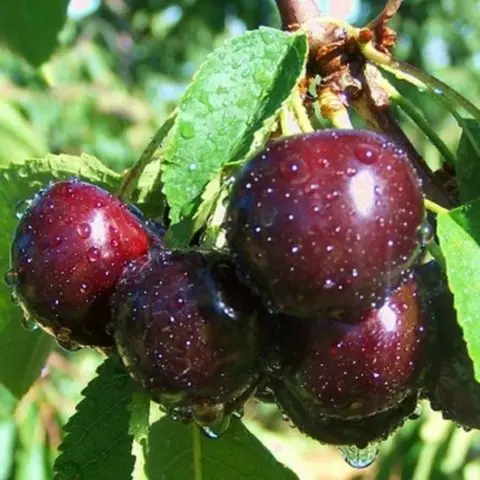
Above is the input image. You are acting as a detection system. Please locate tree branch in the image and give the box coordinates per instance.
[275,0,321,29]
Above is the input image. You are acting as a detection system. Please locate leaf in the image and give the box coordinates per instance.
[16,402,50,480]
[161,27,308,225]
[0,154,120,397]
[129,392,151,480]
[437,199,480,382]
[455,119,480,204]
[147,418,297,480]
[0,0,69,66]
[0,420,16,480]
[0,101,48,163]
[54,358,137,480]
[0,320,54,399]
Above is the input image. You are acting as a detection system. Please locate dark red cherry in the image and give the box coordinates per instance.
[10,179,153,348]
[271,377,417,447]
[226,129,425,317]
[111,248,263,425]
[419,261,480,430]
[272,276,428,420]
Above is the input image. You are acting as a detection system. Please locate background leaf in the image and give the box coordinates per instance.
[0,0,69,66]
[437,199,480,382]
[54,358,137,480]
[161,27,308,226]
[455,119,480,204]
[0,154,120,397]
[147,417,297,480]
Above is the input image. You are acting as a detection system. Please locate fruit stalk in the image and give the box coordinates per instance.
[275,0,456,209]
[275,0,321,29]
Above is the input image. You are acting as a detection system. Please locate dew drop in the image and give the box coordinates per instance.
[354,144,380,165]
[417,221,433,247]
[20,314,39,332]
[76,223,91,239]
[4,269,18,288]
[232,408,244,419]
[199,415,231,439]
[10,292,20,305]
[87,247,100,263]
[192,403,225,427]
[338,442,379,469]
[188,163,197,172]
[180,121,195,139]
[15,200,31,219]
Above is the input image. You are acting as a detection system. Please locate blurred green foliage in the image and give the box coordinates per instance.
[1,0,480,478]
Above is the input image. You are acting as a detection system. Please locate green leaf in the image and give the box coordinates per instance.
[129,392,151,480]
[16,402,49,480]
[0,101,48,163]
[162,27,308,225]
[147,418,297,480]
[0,420,16,480]
[0,0,69,66]
[0,320,54,399]
[54,358,137,480]
[437,199,480,382]
[0,154,120,397]
[456,119,480,204]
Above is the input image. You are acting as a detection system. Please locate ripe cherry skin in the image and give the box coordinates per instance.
[271,275,428,420]
[226,129,425,317]
[419,261,480,430]
[10,179,152,348]
[271,378,417,447]
[111,248,263,425]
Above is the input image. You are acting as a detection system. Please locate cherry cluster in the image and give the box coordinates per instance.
[8,129,479,447]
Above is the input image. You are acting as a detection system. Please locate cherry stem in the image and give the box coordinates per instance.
[291,89,314,133]
[275,0,322,29]
[365,54,480,122]
[319,89,353,129]
[424,198,449,215]
[366,0,403,29]
[118,113,176,202]
[390,90,456,166]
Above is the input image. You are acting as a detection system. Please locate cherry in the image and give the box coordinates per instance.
[226,129,425,317]
[271,378,417,447]
[111,248,263,425]
[270,275,428,420]
[9,178,153,348]
[419,261,480,430]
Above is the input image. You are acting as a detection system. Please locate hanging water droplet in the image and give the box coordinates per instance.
[10,292,20,305]
[232,408,244,419]
[20,314,39,332]
[338,442,379,469]
[199,415,231,439]
[167,406,191,423]
[15,200,32,219]
[192,403,225,427]
[417,221,433,247]
[4,269,18,288]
